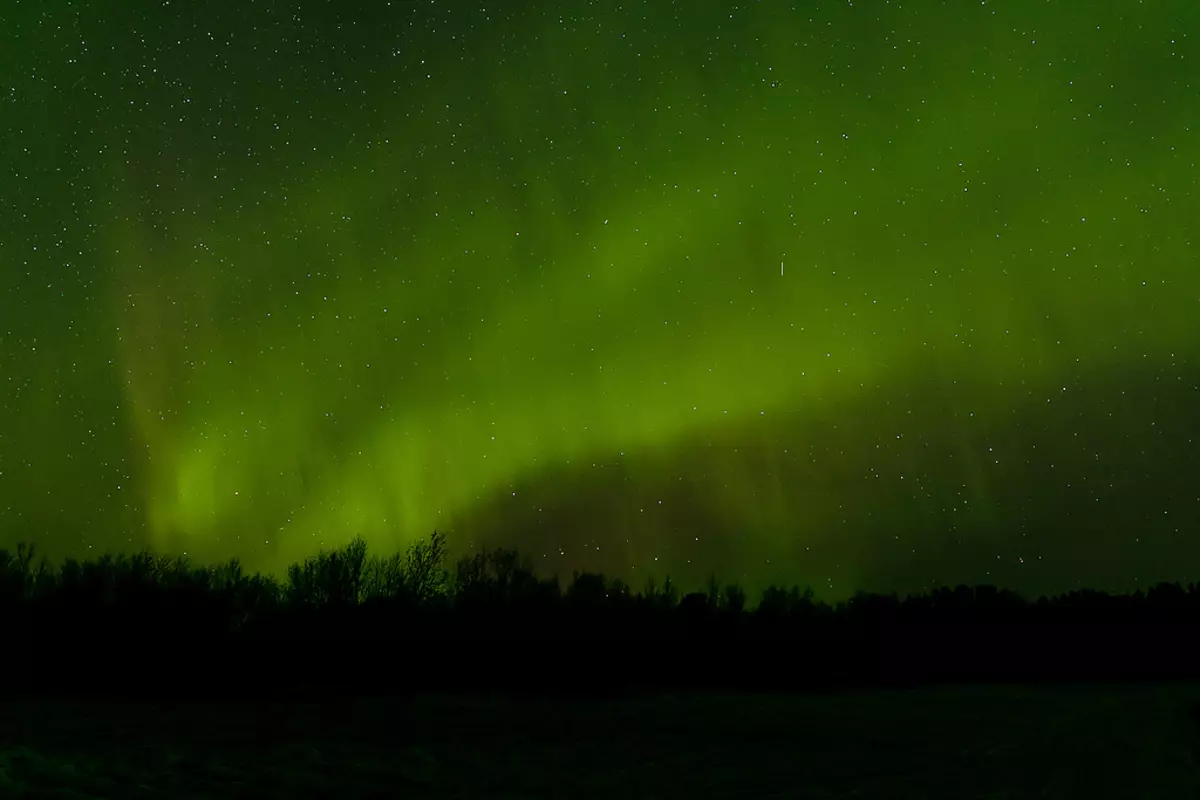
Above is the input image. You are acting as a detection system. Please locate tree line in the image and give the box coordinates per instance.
[2,533,1199,693]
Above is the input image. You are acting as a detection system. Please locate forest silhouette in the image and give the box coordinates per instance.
[3,532,1200,694]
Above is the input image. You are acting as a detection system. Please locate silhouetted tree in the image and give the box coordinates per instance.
[757,585,818,619]
[722,583,747,614]
[0,542,47,606]
[678,592,711,616]
[642,576,679,610]
[607,578,632,605]
[566,571,609,610]
[405,530,448,602]
[286,537,368,609]
[454,547,557,609]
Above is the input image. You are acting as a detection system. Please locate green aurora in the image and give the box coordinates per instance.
[1,0,1198,598]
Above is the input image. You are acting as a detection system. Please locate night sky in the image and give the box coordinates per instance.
[2,0,1197,599]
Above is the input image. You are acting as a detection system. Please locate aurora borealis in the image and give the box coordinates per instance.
[1,0,1197,599]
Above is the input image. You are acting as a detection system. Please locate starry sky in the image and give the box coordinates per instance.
[1,0,1197,599]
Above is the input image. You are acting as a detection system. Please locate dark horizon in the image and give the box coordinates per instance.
[8,531,1200,698]
[6,530,1200,613]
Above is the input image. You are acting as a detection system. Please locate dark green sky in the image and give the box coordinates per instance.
[1,0,1197,598]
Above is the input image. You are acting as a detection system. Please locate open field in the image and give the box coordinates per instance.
[1,684,1199,798]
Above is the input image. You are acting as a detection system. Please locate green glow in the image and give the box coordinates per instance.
[2,1,1198,598]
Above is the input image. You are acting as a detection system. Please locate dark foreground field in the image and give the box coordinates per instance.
[1,684,1199,798]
